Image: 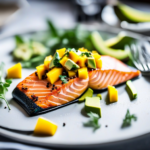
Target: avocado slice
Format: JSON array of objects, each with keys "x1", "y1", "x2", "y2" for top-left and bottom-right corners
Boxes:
[
  {"x1": 79, "y1": 88, "x2": 93, "y2": 102},
  {"x1": 114, "y1": 3, "x2": 150, "y2": 23},
  {"x1": 64, "y1": 59, "x2": 80, "y2": 70},
  {"x1": 49, "y1": 52, "x2": 60, "y2": 69},
  {"x1": 85, "y1": 97, "x2": 101, "y2": 117},
  {"x1": 91, "y1": 31, "x2": 130, "y2": 60},
  {"x1": 13, "y1": 43, "x2": 33, "y2": 61},
  {"x1": 32, "y1": 41, "x2": 47, "y2": 56},
  {"x1": 105, "y1": 32, "x2": 134, "y2": 49},
  {"x1": 87, "y1": 57, "x2": 96, "y2": 69}
]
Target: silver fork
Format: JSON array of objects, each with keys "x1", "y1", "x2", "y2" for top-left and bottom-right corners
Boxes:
[{"x1": 125, "y1": 41, "x2": 150, "y2": 76}]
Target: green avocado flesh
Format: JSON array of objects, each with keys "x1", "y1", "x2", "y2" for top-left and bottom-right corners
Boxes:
[
  {"x1": 79, "y1": 88, "x2": 93, "y2": 102},
  {"x1": 49, "y1": 52, "x2": 60, "y2": 68},
  {"x1": 105, "y1": 32, "x2": 134, "y2": 49},
  {"x1": 87, "y1": 57, "x2": 96, "y2": 69},
  {"x1": 85, "y1": 97, "x2": 101, "y2": 117},
  {"x1": 13, "y1": 44, "x2": 33, "y2": 61},
  {"x1": 114, "y1": 3, "x2": 150, "y2": 23},
  {"x1": 91, "y1": 31, "x2": 130, "y2": 60},
  {"x1": 64, "y1": 59, "x2": 80, "y2": 70}
]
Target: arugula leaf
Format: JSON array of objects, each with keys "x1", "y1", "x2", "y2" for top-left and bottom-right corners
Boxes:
[
  {"x1": 122, "y1": 109, "x2": 137, "y2": 128},
  {"x1": 59, "y1": 75, "x2": 68, "y2": 84},
  {"x1": 47, "y1": 20, "x2": 58, "y2": 37},
  {"x1": 15, "y1": 35, "x2": 24, "y2": 46},
  {"x1": 0, "y1": 62, "x2": 12, "y2": 110},
  {"x1": 21, "y1": 55, "x2": 45, "y2": 68},
  {"x1": 83, "y1": 112, "x2": 100, "y2": 131}
]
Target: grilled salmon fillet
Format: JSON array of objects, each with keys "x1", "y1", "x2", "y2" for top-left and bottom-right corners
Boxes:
[
  {"x1": 16, "y1": 73, "x2": 89, "y2": 109},
  {"x1": 13, "y1": 55, "x2": 140, "y2": 115},
  {"x1": 88, "y1": 56, "x2": 140, "y2": 89}
]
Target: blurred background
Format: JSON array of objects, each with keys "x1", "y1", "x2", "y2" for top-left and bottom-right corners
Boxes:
[{"x1": 1, "y1": 0, "x2": 150, "y2": 149}]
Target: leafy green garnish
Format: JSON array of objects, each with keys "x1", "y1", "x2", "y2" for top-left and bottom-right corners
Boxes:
[
  {"x1": 47, "y1": 20, "x2": 58, "y2": 37},
  {"x1": 122, "y1": 109, "x2": 137, "y2": 128},
  {"x1": 0, "y1": 62, "x2": 12, "y2": 110},
  {"x1": 53, "y1": 52, "x2": 62, "y2": 67},
  {"x1": 21, "y1": 55, "x2": 45, "y2": 68},
  {"x1": 81, "y1": 52, "x2": 91, "y2": 57},
  {"x1": 83, "y1": 111, "x2": 100, "y2": 131},
  {"x1": 15, "y1": 35, "x2": 24, "y2": 46},
  {"x1": 59, "y1": 75, "x2": 68, "y2": 84}
]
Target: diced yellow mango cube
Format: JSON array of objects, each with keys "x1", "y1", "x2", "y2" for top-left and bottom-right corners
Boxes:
[
  {"x1": 69, "y1": 51, "x2": 80, "y2": 63},
  {"x1": 78, "y1": 56, "x2": 87, "y2": 67},
  {"x1": 7, "y1": 63, "x2": 22, "y2": 78},
  {"x1": 47, "y1": 68, "x2": 63, "y2": 84},
  {"x1": 34, "y1": 117, "x2": 57, "y2": 136},
  {"x1": 78, "y1": 67, "x2": 88, "y2": 79},
  {"x1": 96, "y1": 58, "x2": 102, "y2": 69},
  {"x1": 108, "y1": 85, "x2": 118, "y2": 103},
  {"x1": 44, "y1": 55, "x2": 53, "y2": 70},
  {"x1": 92, "y1": 50, "x2": 98, "y2": 54},
  {"x1": 92, "y1": 53, "x2": 101, "y2": 60},
  {"x1": 36, "y1": 64, "x2": 46, "y2": 80},
  {"x1": 68, "y1": 71, "x2": 76, "y2": 77},
  {"x1": 60, "y1": 56, "x2": 68, "y2": 66},
  {"x1": 56, "y1": 48, "x2": 66, "y2": 58},
  {"x1": 78, "y1": 47, "x2": 88, "y2": 52}
]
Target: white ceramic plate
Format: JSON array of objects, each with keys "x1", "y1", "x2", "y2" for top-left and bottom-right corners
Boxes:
[{"x1": 1, "y1": 31, "x2": 150, "y2": 148}]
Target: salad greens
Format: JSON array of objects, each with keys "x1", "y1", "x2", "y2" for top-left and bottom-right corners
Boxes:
[
  {"x1": 0, "y1": 62, "x2": 12, "y2": 110},
  {"x1": 83, "y1": 111, "x2": 100, "y2": 131},
  {"x1": 13, "y1": 20, "x2": 94, "y2": 68},
  {"x1": 59, "y1": 75, "x2": 68, "y2": 84},
  {"x1": 122, "y1": 109, "x2": 137, "y2": 128}
]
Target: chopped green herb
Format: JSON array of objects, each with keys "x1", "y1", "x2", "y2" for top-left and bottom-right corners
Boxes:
[
  {"x1": 81, "y1": 52, "x2": 91, "y2": 57},
  {"x1": 83, "y1": 111, "x2": 100, "y2": 131},
  {"x1": 0, "y1": 62, "x2": 12, "y2": 110},
  {"x1": 122, "y1": 109, "x2": 137, "y2": 128},
  {"x1": 126, "y1": 80, "x2": 137, "y2": 99},
  {"x1": 59, "y1": 75, "x2": 68, "y2": 84},
  {"x1": 53, "y1": 52, "x2": 61, "y2": 67}
]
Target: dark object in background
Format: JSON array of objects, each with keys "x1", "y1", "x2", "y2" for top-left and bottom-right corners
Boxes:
[{"x1": 75, "y1": 0, "x2": 106, "y2": 22}]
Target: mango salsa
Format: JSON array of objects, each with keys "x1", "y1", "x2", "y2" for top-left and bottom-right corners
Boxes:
[
  {"x1": 79, "y1": 47, "x2": 88, "y2": 52},
  {"x1": 34, "y1": 117, "x2": 58, "y2": 136},
  {"x1": 78, "y1": 56, "x2": 87, "y2": 67},
  {"x1": 68, "y1": 70, "x2": 76, "y2": 77},
  {"x1": 7, "y1": 63, "x2": 22, "y2": 78},
  {"x1": 47, "y1": 68, "x2": 63, "y2": 84},
  {"x1": 44, "y1": 55, "x2": 53, "y2": 70},
  {"x1": 78, "y1": 67, "x2": 88, "y2": 79},
  {"x1": 60, "y1": 56, "x2": 68, "y2": 66},
  {"x1": 108, "y1": 85, "x2": 118, "y2": 103},
  {"x1": 56, "y1": 48, "x2": 66, "y2": 58},
  {"x1": 95, "y1": 58, "x2": 102, "y2": 69},
  {"x1": 69, "y1": 51, "x2": 80, "y2": 63},
  {"x1": 36, "y1": 64, "x2": 46, "y2": 80}
]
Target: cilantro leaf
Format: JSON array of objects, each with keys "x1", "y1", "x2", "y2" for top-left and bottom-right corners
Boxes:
[
  {"x1": 59, "y1": 75, "x2": 68, "y2": 84},
  {"x1": 83, "y1": 111, "x2": 100, "y2": 131},
  {"x1": 0, "y1": 62, "x2": 12, "y2": 110},
  {"x1": 81, "y1": 52, "x2": 91, "y2": 57},
  {"x1": 53, "y1": 52, "x2": 62, "y2": 67},
  {"x1": 122, "y1": 109, "x2": 137, "y2": 128},
  {"x1": 71, "y1": 64, "x2": 79, "y2": 70}
]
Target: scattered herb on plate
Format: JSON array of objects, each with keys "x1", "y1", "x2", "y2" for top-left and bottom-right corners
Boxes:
[
  {"x1": 83, "y1": 111, "x2": 100, "y2": 131},
  {"x1": 59, "y1": 75, "x2": 68, "y2": 84},
  {"x1": 0, "y1": 62, "x2": 12, "y2": 110},
  {"x1": 122, "y1": 109, "x2": 137, "y2": 128}
]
